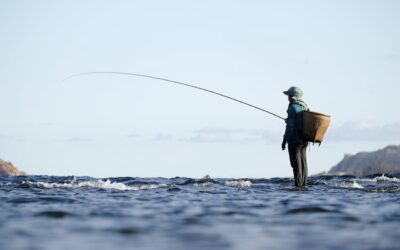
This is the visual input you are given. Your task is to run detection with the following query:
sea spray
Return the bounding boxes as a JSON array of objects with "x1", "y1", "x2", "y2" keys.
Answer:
[
  {"x1": 22, "y1": 179, "x2": 168, "y2": 191},
  {"x1": 224, "y1": 180, "x2": 252, "y2": 188}
]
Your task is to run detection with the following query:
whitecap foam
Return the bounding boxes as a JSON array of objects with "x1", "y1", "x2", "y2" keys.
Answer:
[
  {"x1": 22, "y1": 179, "x2": 167, "y2": 191},
  {"x1": 373, "y1": 175, "x2": 400, "y2": 183},
  {"x1": 193, "y1": 182, "x2": 213, "y2": 187},
  {"x1": 224, "y1": 180, "x2": 252, "y2": 188},
  {"x1": 335, "y1": 181, "x2": 364, "y2": 189},
  {"x1": 357, "y1": 174, "x2": 400, "y2": 184},
  {"x1": 351, "y1": 181, "x2": 364, "y2": 189}
]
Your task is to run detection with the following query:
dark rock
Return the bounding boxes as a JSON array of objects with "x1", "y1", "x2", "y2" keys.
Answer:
[
  {"x1": 328, "y1": 145, "x2": 400, "y2": 176},
  {"x1": 0, "y1": 159, "x2": 26, "y2": 176}
]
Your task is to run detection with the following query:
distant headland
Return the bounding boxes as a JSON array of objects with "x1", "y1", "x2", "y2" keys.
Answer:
[
  {"x1": 325, "y1": 145, "x2": 400, "y2": 176},
  {"x1": 0, "y1": 159, "x2": 26, "y2": 176}
]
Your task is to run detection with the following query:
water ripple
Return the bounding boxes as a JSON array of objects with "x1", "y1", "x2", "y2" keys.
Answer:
[{"x1": 0, "y1": 174, "x2": 399, "y2": 250}]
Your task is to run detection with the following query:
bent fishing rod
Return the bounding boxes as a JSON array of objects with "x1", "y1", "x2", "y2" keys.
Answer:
[{"x1": 63, "y1": 71, "x2": 286, "y2": 121}]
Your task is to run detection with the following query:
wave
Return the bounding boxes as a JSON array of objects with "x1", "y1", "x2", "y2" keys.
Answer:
[
  {"x1": 193, "y1": 182, "x2": 214, "y2": 187},
  {"x1": 21, "y1": 179, "x2": 168, "y2": 191},
  {"x1": 180, "y1": 175, "x2": 218, "y2": 186},
  {"x1": 334, "y1": 181, "x2": 364, "y2": 190},
  {"x1": 182, "y1": 175, "x2": 252, "y2": 188},
  {"x1": 224, "y1": 180, "x2": 252, "y2": 188},
  {"x1": 285, "y1": 206, "x2": 335, "y2": 214},
  {"x1": 357, "y1": 174, "x2": 400, "y2": 183},
  {"x1": 6, "y1": 174, "x2": 399, "y2": 193}
]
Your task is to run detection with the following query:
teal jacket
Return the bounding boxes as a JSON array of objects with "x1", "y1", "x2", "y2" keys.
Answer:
[{"x1": 284, "y1": 99, "x2": 308, "y2": 144}]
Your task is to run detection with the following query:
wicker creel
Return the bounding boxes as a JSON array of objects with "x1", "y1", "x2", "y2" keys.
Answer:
[{"x1": 302, "y1": 111, "x2": 331, "y2": 144}]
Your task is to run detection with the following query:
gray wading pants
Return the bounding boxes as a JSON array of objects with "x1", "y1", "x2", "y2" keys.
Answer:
[{"x1": 288, "y1": 142, "x2": 308, "y2": 187}]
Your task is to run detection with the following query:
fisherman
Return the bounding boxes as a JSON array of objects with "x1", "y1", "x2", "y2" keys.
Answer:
[{"x1": 281, "y1": 87, "x2": 309, "y2": 187}]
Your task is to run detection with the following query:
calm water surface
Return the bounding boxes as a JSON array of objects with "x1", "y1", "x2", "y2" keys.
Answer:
[{"x1": 1, "y1": 174, "x2": 399, "y2": 250}]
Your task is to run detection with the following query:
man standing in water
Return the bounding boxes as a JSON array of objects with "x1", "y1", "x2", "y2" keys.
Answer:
[{"x1": 281, "y1": 87, "x2": 309, "y2": 187}]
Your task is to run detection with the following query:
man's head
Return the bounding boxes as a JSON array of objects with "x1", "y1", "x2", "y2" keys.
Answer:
[{"x1": 283, "y1": 86, "x2": 303, "y2": 101}]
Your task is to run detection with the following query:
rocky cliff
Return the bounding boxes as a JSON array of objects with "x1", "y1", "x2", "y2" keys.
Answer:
[
  {"x1": 328, "y1": 145, "x2": 400, "y2": 176},
  {"x1": 0, "y1": 159, "x2": 26, "y2": 176}
]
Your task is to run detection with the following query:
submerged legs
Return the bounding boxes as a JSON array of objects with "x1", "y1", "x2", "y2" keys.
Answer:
[{"x1": 288, "y1": 142, "x2": 308, "y2": 187}]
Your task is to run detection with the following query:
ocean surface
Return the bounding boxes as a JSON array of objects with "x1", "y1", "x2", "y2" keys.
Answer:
[{"x1": 1, "y1": 174, "x2": 399, "y2": 250}]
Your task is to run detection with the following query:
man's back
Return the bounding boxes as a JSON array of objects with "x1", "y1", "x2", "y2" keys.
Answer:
[{"x1": 284, "y1": 99, "x2": 308, "y2": 144}]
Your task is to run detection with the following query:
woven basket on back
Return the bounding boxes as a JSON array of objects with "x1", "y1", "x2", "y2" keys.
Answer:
[{"x1": 302, "y1": 111, "x2": 331, "y2": 144}]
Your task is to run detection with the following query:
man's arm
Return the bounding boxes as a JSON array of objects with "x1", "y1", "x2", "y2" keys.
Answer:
[{"x1": 282, "y1": 107, "x2": 296, "y2": 150}]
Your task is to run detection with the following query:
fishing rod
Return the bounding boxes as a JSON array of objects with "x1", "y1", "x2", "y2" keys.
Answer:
[{"x1": 63, "y1": 71, "x2": 286, "y2": 121}]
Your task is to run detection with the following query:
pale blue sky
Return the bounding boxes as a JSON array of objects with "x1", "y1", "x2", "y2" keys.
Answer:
[{"x1": 0, "y1": 0, "x2": 399, "y2": 177}]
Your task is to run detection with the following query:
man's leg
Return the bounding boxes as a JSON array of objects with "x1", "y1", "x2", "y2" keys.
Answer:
[
  {"x1": 301, "y1": 142, "x2": 308, "y2": 186},
  {"x1": 289, "y1": 143, "x2": 303, "y2": 187}
]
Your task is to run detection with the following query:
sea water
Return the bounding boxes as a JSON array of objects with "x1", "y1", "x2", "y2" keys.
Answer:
[{"x1": 0, "y1": 174, "x2": 399, "y2": 250}]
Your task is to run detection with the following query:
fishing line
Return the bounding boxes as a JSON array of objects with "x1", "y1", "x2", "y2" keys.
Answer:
[{"x1": 63, "y1": 71, "x2": 286, "y2": 121}]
